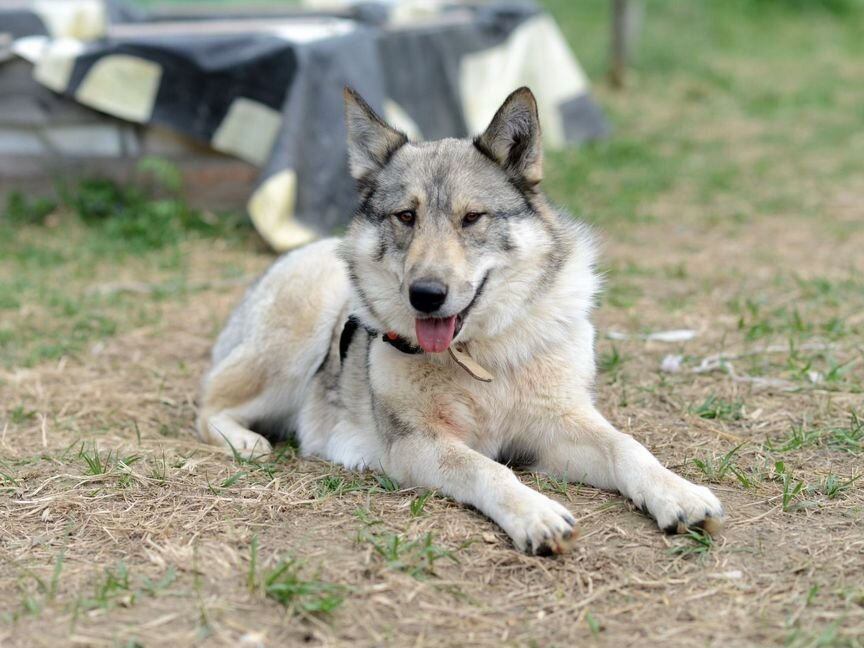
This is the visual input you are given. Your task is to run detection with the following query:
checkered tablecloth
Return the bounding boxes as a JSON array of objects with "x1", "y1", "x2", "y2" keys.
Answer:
[{"x1": 4, "y1": 0, "x2": 608, "y2": 249}]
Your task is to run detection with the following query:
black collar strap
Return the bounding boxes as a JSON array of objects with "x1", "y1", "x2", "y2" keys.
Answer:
[
  {"x1": 340, "y1": 315, "x2": 422, "y2": 359},
  {"x1": 381, "y1": 330, "x2": 422, "y2": 355},
  {"x1": 339, "y1": 316, "x2": 361, "y2": 362}
]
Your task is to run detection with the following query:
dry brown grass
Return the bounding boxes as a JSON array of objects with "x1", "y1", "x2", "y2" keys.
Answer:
[{"x1": 2, "y1": 199, "x2": 863, "y2": 646}]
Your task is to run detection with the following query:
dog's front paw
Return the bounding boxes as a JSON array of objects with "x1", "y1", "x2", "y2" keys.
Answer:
[
  {"x1": 633, "y1": 470, "x2": 725, "y2": 535},
  {"x1": 498, "y1": 489, "x2": 579, "y2": 556}
]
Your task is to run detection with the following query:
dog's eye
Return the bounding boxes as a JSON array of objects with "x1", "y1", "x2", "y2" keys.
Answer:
[
  {"x1": 395, "y1": 210, "x2": 416, "y2": 226},
  {"x1": 462, "y1": 212, "x2": 485, "y2": 226}
]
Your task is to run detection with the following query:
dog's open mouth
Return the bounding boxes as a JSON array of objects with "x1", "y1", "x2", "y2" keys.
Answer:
[
  {"x1": 413, "y1": 273, "x2": 488, "y2": 353},
  {"x1": 414, "y1": 315, "x2": 464, "y2": 353}
]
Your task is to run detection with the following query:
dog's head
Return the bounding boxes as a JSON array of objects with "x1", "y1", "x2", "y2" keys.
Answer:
[{"x1": 339, "y1": 87, "x2": 564, "y2": 353}]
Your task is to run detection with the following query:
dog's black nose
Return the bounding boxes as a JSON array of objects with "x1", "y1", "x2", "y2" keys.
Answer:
[{"x1": 409, "y1": 279, "x2": 448, "y2": 313}]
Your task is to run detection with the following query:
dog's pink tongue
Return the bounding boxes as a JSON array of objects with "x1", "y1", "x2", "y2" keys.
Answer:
[{"x1": 415, "y1": 316, "x2": 457, "y2": 353}]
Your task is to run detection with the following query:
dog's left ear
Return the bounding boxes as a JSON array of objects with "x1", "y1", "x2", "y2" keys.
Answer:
[
  {"x1": 344, "y1": 87, "x2": 408, "y2": 181},
  {"x1": 475, "y1": 87, "x2": 543, "y2": 186}
]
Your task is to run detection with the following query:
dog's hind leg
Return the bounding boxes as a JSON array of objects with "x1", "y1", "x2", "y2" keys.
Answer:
[
  {"x1": 199, "y1": 410, "x2": 272, "y2": 458},
  {"x1": 196, "y1": 347, "x2": 274, "y2": 458}
]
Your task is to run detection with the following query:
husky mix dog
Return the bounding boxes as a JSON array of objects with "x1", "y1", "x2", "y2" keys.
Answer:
[{"x1": 195, "y1": 88, "x2": 724, "y2": 555}]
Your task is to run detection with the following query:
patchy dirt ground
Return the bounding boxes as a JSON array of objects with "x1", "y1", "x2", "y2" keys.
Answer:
[
  {"x1": 2, "y1": 188, "x2": 862, "y2": 647},
  {"x1": 2, "y1": 2, "x2": 864, "y2": 647}
]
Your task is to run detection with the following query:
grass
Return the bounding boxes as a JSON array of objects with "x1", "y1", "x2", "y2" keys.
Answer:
[
  {"x1": 3, "y1": 159, "x2": 247, "y2": 252},
  {"x1": 690, "y1": 395, "x2": 745, "y2": 421},
  {"x1": 585, "y1": 611, "x2": 603, "y2": 636},
  {"x1": 0, "y1": 460, "x2": 21, "y2": 492},
  {"x1": 2, "y1": 0, "x2": 864, "y2": 646},
  {"x1": 316, "y1": 475, "x2": 365, "y2": 498},
  {"x1": 767, "y1": 422, "x2": 822, "y2": 453},
  {"x1": 536, "y1": 474, "x2": 572, "y2": 497},
  {"x1": 85, "y1": 562, "x2": 134, "y2": 611},
  {"x1": 371, "y1": 474, "x2": 400, "y2": 492},
  {"x1": 821, "y1": 473, "x2": 861, "y2": 500},
  {"x1": 0, "y1": 160, "x2": 253, "y2": 369},
  {"x1": 77, "y1": 443, "x2": 141, "y2": 476},
  {"x1": 261, "y1": 559, "x2": 345, "y2": 614},
  {"x1": 409, "y1": 490, "x2": 436, "y2": 517},
  {"x1": 764, "y1": 410, "x2": 864, "y2": 455},
  {"x1": 14, "y1": 548, "x2": 66, "y2": 617},
  {"x1": 358, "y1": 529, "x2": 464, "y2": 579},
  {"x1": 668, "y1": 528, "x2": 714, "y2": 559},
  {"x1": 692, "y1": 443, "x2": 747, "y2": 483},
  {"x1": 140, "y1": 566, "x2": 178, "y2": 598},
  {"x1": 774, "y1": 461, "x2": 810, "y2": 513},
  {"x1": 598, "y1": 345, "x2": 626, "y2": 375},
  {"x1": 828, "y1": 410, "x2": 864, "y2": 454},
  {"x1": 544, "y1": 1, "x2": 864, "y2": 227},
  {"x1": 9, "y1": 407, "x2": 37, "y2": 424}
]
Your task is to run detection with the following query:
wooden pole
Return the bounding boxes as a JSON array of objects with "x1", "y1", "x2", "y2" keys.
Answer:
[{"x1": 610, "y1": 0, "x2": 628, "y2": 88}]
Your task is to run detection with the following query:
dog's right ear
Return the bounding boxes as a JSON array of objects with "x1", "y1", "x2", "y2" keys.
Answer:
[{"x1": 344, "y1": 88, "x2": 408, "y2": 181}]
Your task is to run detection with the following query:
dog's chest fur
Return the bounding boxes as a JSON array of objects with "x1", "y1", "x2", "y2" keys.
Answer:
[{"x1": 308, "y1": 304, "x2": 597, "y2": 470}]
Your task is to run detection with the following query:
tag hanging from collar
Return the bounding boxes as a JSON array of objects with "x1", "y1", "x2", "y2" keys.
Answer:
[{"x1": 448, "y1": 344, "x2": 493, "y2": 383}]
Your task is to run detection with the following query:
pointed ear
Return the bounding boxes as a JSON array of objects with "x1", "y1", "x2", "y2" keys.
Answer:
[
  {"x1": 344, "y1": 87, "x2": 408, "y2": 181},
  {"x1": 475, "y1": 87, "x2": 543, "y2": 186}
]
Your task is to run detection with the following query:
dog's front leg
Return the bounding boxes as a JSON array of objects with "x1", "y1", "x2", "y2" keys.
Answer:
[
  {"x1": 381, "y1": 431, "x2": 578, "y2": 555},
  {"x1": 535, "y1": 405, "x2": 725, "y2": 534}
]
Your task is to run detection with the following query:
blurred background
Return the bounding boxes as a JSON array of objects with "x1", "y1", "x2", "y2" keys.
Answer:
[{"x1": 2, "y1": 0, "x2": 862, "y2": 249}]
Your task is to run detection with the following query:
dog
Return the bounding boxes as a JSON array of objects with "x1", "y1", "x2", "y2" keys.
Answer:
[{"x1": 195, "y1": 87, "x2": 724, "y2": 555}]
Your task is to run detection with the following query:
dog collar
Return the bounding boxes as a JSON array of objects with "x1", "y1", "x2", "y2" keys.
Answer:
[
  {"x1": 341, "y1": 316, "x2": 492, "y2": 382},
  {"x1": 382, "y1": 331, "x2": 422, "y2": 355},
  {"x1": 340, "y1": 316, "x2": 422, "y2": 359},
  {"x1": 382, "y1": 330, "x2": 493, "y2": 382}
]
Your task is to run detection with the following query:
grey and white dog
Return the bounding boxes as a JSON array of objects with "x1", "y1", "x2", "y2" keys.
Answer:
[{"x1": 196, "y1": 87, "x2": 724, "y2": 555}]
